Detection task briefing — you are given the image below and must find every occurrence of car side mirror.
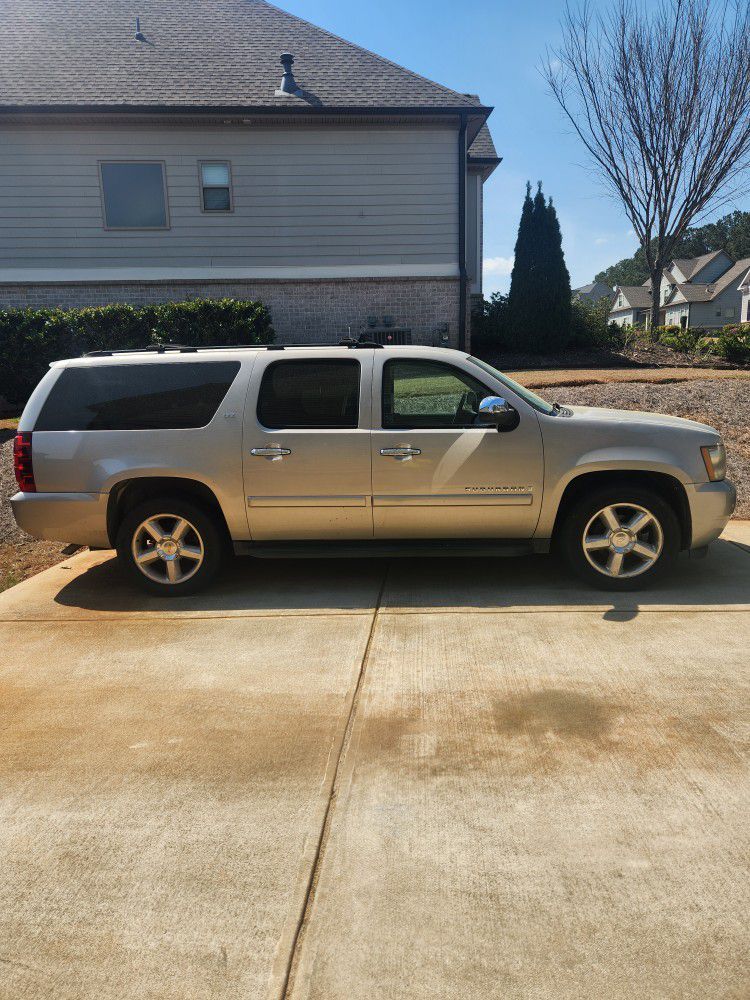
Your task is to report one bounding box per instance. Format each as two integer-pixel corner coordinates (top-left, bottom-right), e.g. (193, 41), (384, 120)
(477, 396), (518, 431)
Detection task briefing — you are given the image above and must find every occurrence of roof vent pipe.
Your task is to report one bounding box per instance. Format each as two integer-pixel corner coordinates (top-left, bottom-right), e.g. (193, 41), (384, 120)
(134, 16), (146, 41)
(276, 53), (302, 96)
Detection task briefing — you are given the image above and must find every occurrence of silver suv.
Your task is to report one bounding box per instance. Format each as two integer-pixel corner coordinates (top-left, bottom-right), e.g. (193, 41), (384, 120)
(11, 343), (735, 595)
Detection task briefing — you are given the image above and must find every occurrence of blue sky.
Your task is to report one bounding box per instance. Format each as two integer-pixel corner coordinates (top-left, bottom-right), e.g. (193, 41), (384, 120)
(281, 0), (750, 296)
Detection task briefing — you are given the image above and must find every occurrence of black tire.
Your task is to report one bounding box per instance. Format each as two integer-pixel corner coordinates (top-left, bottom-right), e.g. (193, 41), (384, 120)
(115, 495), (225, 596)
(557, 486), (680, 590)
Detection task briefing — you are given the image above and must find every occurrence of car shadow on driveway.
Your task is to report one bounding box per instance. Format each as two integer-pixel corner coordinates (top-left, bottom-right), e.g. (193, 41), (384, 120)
(32, 536), (750, 619)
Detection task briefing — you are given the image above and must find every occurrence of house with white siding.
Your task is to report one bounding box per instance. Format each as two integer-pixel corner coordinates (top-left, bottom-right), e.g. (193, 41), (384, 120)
(734, 265), (750, 324)
(609, 250), (750, 329)
(0, 0), (501, 348)
(608, 285), (651, 328)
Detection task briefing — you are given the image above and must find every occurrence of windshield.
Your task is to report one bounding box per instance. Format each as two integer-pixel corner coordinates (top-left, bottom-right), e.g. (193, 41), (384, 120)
(467, 356), (556, 416)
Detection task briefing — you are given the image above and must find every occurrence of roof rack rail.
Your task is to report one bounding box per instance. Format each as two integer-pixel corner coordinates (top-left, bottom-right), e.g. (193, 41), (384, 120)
(82, 340), (386, 358)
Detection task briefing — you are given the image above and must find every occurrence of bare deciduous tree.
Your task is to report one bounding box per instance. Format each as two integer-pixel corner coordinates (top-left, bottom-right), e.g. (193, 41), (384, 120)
(545, 0), (750, 328)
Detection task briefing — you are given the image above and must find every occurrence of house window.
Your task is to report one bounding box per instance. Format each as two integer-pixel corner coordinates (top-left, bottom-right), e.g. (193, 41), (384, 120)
(200, 162), (232, 212)
(618, 295), (623, 307)
(99, 162), (168, 229)
(724, 307), (736, 318)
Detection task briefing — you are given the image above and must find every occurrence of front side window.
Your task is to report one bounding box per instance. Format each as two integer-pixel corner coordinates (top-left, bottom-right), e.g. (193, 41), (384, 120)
(100, 162), (168, 228)
(200, 162), (232, 212)
(382, 359), (490, 429)
(35, 362), (240, 431)
(257, 360), (360, 429)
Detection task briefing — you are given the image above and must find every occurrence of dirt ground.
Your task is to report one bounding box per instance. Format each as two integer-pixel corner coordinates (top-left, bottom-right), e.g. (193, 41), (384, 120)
(508, 367), (750, 388)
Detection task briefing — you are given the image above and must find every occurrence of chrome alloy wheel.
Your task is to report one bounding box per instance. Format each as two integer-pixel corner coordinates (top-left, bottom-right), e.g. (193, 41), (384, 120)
(582, 503), (664, 579)
(131, 513), (204, 585)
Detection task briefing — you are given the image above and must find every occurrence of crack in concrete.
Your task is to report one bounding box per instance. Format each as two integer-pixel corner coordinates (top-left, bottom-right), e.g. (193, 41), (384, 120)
(275, 562), (390, 1000)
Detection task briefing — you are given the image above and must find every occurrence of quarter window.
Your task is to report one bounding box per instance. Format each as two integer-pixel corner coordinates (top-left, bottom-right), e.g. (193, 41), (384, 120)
(35, 362), (240, 431)
(100, 162), (168, 228)
(382, 359), (490, 429)
(200, 162), (232, 212)
(257, 360), (360, 429)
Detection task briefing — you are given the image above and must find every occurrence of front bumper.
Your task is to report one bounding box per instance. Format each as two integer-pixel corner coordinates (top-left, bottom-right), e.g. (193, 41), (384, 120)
(685, 480), (736, 548)
(10, 492), (110, 548)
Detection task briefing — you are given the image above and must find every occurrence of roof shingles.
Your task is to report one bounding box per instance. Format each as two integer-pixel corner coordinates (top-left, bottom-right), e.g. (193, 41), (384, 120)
(0, 0), (489, 110)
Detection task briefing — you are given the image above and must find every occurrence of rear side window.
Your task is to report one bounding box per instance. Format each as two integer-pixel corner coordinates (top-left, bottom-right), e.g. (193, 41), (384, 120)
(257, 360), (360, 429)
(35, 362), (241, 431)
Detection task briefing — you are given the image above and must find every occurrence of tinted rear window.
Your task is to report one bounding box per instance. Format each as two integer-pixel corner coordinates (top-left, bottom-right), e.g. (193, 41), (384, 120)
(257, 360), (360, 429)
(35, 362), (241, 431)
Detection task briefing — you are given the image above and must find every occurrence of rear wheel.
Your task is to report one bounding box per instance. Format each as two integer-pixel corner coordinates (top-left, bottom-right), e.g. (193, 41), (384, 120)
(116, 496), (225, 596)
(558, 487), (680, 590)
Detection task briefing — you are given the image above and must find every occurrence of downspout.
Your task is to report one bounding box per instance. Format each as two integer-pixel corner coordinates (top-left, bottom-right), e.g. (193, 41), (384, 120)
(457, 113), (468, 352)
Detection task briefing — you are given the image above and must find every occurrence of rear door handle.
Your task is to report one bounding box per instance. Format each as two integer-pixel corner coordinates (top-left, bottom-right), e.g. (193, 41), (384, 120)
(250, 446), (292, 458)
(380, 446), (421, 459)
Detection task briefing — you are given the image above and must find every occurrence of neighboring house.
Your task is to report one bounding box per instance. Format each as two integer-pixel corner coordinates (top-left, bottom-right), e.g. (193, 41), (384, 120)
(739, 266), (750, 323)
(0, 0), (501, 348)
(573, 281), (612, 305)
(609, 286), (651, 328)
(609, 250), (750, 329)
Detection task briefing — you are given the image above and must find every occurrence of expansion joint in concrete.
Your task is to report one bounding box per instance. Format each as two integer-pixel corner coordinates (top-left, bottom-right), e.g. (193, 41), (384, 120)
(277, 561), (390, 999)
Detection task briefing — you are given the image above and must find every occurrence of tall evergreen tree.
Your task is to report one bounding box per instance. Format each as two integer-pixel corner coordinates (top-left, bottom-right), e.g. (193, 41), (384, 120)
(508, 182), (572, 352)
(541, 197), (572, 348)
(507, 183), (537, 337)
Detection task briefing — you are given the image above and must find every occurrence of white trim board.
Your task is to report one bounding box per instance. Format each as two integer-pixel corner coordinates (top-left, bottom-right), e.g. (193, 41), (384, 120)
(0, 263), (460, 284)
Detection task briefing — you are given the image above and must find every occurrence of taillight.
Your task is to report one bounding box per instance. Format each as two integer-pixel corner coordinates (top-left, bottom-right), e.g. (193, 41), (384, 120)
(13, 432), (36, 493)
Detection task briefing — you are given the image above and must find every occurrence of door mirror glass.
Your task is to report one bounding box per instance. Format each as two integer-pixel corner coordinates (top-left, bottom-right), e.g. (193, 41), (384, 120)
(477, 396), (518, 431)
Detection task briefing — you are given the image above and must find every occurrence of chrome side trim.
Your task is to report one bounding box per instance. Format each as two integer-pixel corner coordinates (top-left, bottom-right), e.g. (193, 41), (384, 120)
(373, 493), (533, 507)
(247, 495), (369, 508)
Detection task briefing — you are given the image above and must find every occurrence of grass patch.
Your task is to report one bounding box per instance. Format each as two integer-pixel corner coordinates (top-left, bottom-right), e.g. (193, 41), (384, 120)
(0, 569), (20, 593)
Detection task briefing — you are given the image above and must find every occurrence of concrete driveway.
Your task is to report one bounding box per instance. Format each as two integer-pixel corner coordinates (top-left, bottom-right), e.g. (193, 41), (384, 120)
(0, 527), (748, 1000)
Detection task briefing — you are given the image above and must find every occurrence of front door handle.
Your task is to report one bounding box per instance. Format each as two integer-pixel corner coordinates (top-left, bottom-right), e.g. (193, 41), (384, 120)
(380, 446), (421, 459)
(250, 446), (292, 459)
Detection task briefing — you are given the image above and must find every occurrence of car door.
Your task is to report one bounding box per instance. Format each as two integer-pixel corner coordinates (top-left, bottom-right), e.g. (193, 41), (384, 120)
(371, 354), (544, 538)
(242, 350), (374, 540)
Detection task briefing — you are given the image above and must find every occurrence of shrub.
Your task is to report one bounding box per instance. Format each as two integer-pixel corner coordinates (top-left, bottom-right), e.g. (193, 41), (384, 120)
(471, 292), (511, 350)
(569, 299), (615, 350)
(0, 298), (274, 408)
(713, 324), (750, 364)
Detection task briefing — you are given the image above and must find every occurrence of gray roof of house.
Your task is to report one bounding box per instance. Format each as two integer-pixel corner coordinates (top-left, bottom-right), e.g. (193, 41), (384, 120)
(0, 0), (490, 113)
(671, 258), (750, 303)
(612, 286), (652, 310)
(670, 250), (727, 281)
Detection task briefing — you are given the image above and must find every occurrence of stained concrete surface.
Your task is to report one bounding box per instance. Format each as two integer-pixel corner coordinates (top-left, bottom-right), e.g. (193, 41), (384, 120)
(0, 525), (748, 999)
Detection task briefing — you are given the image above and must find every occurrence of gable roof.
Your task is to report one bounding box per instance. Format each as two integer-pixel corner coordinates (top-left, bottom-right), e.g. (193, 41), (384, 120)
(612, 286), (652, 310)
(670, 258), (750, 304)
(0, 0), (490, 114)
(671, 250), (729, 282)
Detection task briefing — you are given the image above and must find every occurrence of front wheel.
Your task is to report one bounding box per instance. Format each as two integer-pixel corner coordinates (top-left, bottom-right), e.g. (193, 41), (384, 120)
(558, 487), (680, 590)
(116, 496), (225, 596)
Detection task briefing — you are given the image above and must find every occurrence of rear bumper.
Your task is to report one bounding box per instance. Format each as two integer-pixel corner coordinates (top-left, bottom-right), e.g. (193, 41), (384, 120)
(685, 480), (736, 548)
(10, 492), (110, 548)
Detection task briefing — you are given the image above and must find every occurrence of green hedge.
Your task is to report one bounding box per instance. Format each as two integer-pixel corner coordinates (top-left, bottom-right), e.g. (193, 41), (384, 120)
(0, 298), (274, 408)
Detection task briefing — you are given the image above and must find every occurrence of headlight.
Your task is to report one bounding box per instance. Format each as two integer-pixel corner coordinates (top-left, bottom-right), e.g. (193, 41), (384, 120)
(701, 442), (726, 482)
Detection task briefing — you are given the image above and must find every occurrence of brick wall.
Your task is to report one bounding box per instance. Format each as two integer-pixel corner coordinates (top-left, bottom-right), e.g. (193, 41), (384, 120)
(0, 277), (462, 347)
